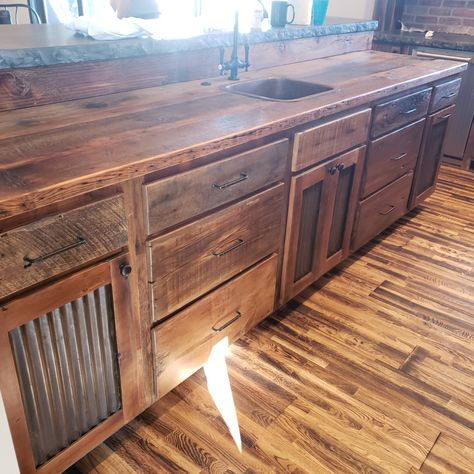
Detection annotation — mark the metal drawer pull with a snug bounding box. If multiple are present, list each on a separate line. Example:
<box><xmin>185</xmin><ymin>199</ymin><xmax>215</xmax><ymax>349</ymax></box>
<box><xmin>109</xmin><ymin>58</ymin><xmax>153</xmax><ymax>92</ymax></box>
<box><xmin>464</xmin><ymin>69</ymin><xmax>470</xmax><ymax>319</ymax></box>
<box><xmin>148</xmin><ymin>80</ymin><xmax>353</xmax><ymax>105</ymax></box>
<box><xmin>441</xmin><ymin>114</ymin><xmax>452</xmax><ymax>120</ymax></box>
<box><xmin>212</xmin><ymin>239</ymin><xmax>245</xmax><ymax>257</ymax></box>
<box><xmin>23</xmin><ymin>236</ymin><xmax>86</xmax><ymax>268</ymax></box>
<box><xmin>402</xmin><ymin>108</ymin><xmax>417</xmax><ymax>115</ymax></box>
<box><xmin>213</xmin><ymin>173</ymin><xmax>249</xmax><ymax>190</ymax></box>
<box><xmin>212</xmin><ymin>311</ymin><xmax>242</xmax><ymax>332</ymax></box>
<box><xmin>391</xmin><ymin>153</ymin><xmax>407</xmax><ymax>162</ymax></box>
<box><xmin>442</xmin><ymin>92</ymin><xmax>457</xmax><ymax>99</ymax></box>
<box><xmin>379</xmin><ymin>206</ymin><xmax>396</xmax><ymax>216</ymax></box>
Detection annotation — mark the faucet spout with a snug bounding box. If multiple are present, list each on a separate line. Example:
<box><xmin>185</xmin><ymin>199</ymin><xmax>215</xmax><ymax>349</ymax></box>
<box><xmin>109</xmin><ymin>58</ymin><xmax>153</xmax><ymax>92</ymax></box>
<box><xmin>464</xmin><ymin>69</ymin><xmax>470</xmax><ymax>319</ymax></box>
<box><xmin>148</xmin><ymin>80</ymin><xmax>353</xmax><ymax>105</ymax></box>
<box><xmin>218</xmin><ymin>8</ymin><xmax>250</xmax><ymax>81</ymax></box>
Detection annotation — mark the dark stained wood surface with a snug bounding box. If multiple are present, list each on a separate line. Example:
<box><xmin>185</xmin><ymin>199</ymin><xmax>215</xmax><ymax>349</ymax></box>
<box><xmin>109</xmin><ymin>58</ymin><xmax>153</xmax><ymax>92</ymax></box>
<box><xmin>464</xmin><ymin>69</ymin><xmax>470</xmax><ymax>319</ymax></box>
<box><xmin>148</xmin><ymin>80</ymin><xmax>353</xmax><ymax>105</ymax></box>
<box><xmin>292</xmin><ymin>108</ymin><xmax>371</xmax><ymax>172</ymax></box>
<box><xmin>0</xmin><ymin>51</ymin><xmax>466</xmax><ymax>221</ymax></box>
<box><xmin>362</xmin><ymin>118</ymin><xmax>425</xmax><ymax>198</ymax></box>
<box><xmin>371</xmin><ymin>87</ymin><xmax>432</xmax><ymax>138</ymax></box>
<box><xmin>145</xmin><ymin>139</ymin><xmax>288</xmax><ymax>235</ymax></box>
<box><xmin>70</xmin><ymin>164</ymin><xmax>474</xmax><ymax>473</ymax></box>
<box><xmin>153</xmin><ymin>255</ymin><xmax>278</xmax><ymax>398</ymax></box>
<box><xmin>0</xmin><ymin>195</ymin><xmax>128</xmax><ymax>301</ymax></box>
<box><xmin>429</xmin><ymin>76</ymin><xmax>462</xmax><ymax>113</ymax></box>
<box><xmin>352</xmin><ymin>171</ymin><xmax>413</xmax><ymax>251</ymax></box>
<box><xmin>148</xmin><ymin>184</ymin><xmax>284</xmax><ymax>321</ymax></box>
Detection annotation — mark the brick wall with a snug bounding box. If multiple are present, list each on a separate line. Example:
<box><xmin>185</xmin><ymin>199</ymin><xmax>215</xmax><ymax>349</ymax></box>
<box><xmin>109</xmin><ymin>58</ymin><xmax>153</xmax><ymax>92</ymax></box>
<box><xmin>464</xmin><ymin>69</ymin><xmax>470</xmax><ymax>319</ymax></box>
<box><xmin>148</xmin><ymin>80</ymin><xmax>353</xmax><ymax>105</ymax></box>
<box><xmin>402</xmin><ymin>0</ymin><xmax>474</xmax><ymax>34</ymax></box>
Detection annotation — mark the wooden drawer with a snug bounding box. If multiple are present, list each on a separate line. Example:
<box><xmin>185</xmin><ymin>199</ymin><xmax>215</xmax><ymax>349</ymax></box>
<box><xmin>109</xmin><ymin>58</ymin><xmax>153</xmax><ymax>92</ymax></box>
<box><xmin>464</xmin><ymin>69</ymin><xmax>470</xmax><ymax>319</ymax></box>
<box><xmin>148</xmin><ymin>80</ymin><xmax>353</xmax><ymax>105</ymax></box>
<box><xmin>352</xmin><ymin>172</ymin><xmax>413</xmax><ymax>250</ymax></box>
<box><xmin>145</xmin><ymin>139</ymin><xmax>288</xmax><ymax>235</ymax></box>
<box><xmin>148</xmin><ymin>184</ymin><xmax>284</xmax><ymax>321</ymax></box>
<box><xmin>371</xmin><ymin>88</ymin><xmax>432</xmax><ymax>138</ymax></box>
<box><xmin>292</xmin><ymin>109</ymin><xmax>371</xmax><ymax>172</ymax></box>
<box><xmin>430</xmin><ymin>77</ymin><xmax>461</xmax><ymax>113</ymax></box>
<box><xmin>153</xmin><ymin>255</ymin><xmax>277</xmax><ymax>397</ymax></box>
<box><xmin>0</xmin><ymin>196</ymin><xmax>128</xmax><ymax>301</ymax></box>
<box><xmin>362</xmin><ymin>119</ymin><xmax>424</xmax><ymax>198</ymax></box>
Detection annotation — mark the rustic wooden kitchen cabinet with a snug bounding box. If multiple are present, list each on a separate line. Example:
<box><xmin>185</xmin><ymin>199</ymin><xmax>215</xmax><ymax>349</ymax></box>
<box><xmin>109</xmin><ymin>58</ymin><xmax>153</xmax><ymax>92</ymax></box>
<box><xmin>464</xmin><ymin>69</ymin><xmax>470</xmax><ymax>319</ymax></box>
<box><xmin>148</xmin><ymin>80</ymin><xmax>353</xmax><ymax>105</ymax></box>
<box><xmin>281</xmin><ymin>146</ymin><xmax>366</xmax><ymax>303</ymax></box>
<box><xmin>0</xmin><ymin>44</ymin><xmax>466</xmax><ymax>472</ymax></box>
<box><xmin>410</xmin><ymin>105</ymin><xmax>456</xmax><ymax>208</ymax></box>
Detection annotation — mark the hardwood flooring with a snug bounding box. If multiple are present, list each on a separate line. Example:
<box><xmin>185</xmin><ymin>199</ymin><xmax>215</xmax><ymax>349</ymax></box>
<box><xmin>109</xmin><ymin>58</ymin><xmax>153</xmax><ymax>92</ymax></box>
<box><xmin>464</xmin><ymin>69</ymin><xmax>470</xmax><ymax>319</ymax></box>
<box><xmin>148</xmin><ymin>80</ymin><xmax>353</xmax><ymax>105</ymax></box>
<box><xmin>70</xmin><ymin>165</ymin><xmax>474</xmax><ymax>473</ymax></box>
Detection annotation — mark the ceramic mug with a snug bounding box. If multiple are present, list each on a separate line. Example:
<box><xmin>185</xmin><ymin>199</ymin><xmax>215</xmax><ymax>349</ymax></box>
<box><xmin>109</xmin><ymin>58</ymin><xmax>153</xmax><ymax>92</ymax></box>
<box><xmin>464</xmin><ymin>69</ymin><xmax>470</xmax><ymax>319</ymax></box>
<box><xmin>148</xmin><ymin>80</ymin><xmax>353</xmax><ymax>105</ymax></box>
<box><xmin>271</xmin><ymin>1</ymin><xmax>296</xmax><ymax>27</ymax></box>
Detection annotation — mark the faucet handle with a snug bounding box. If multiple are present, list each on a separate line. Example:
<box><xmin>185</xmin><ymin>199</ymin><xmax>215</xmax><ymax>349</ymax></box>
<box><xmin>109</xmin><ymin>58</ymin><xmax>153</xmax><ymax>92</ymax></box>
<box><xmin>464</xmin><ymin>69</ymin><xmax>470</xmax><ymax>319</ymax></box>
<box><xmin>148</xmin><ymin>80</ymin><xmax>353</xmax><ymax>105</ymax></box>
<box><xmin>244</xmin><ymin>44</ymin><xmax>250</xmax><ymax>72</ymax></box>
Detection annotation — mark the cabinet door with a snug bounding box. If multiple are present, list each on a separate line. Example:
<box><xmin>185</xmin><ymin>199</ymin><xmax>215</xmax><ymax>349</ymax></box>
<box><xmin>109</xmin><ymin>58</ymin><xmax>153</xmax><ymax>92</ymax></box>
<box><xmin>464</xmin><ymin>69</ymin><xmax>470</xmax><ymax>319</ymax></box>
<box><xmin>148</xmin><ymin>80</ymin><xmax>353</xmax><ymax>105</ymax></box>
<box><xmin>281</xmin><ymin>147</ymin><xmax>365</xmax><ymax>303</ymax></box>
<box><xmin>0</xmin><ymin>255</ymin><xmax>138</xmax><ymax>474</ymax></box>
<box><xmin>410</xmin><ymin>105</ymin><xmax>455</xmax><ymax>208</ymax></box>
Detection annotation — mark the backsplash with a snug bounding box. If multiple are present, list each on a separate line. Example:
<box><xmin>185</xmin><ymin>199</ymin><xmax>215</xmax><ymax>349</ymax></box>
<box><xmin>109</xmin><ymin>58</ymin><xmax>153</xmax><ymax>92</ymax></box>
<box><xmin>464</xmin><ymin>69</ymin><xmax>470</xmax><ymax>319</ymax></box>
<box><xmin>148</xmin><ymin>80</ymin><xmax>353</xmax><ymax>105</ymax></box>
<box><xmin>402</xmin><ymin>0</ymin><xmax>474</xmax><ymax>35</ymax></box>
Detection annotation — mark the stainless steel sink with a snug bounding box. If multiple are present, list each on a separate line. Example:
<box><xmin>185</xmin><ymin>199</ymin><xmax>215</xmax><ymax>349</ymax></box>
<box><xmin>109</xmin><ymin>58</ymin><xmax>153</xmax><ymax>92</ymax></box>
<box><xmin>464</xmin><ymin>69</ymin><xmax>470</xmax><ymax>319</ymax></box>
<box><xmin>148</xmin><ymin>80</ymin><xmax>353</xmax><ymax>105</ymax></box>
<box><xmin>225</xmin><ymin>78</ymin><xmax>333</xmax><ymax>101</ymax></box>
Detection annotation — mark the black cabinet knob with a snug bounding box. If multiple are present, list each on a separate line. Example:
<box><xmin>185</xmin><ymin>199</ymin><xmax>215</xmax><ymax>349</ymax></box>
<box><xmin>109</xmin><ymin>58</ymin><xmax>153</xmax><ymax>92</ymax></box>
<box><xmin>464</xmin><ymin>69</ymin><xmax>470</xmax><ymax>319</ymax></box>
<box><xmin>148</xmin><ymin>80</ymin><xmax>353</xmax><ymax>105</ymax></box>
<box><xmin>329</xmin><ymin>166</ymin><xmax>337</xmax><ymax>175</ymax></box>
<box><xmin>337</xmin><ymin>163</ymin><xmax>345</xmax><ymax>172</ymax></box>
<box><xmin>120</xmin><ymin>263</ymin><xmax>132</xmax><ymax>279</ymax></box>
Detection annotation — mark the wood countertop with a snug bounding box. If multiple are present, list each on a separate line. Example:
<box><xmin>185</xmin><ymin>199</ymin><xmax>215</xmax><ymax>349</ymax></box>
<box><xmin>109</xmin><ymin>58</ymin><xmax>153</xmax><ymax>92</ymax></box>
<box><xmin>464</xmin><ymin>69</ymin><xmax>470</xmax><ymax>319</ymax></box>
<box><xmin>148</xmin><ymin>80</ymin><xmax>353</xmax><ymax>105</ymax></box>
<box><xmin>0</xmin><ymin>50</ymin><xmax>466</xmax><ymax>219</ymax></box>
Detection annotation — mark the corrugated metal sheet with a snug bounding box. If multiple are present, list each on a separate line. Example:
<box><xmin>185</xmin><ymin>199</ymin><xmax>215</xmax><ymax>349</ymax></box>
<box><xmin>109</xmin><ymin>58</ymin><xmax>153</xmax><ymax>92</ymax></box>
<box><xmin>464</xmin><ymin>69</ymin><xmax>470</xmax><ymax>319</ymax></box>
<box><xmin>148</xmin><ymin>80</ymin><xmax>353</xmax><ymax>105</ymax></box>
<box><xmin>10</xmin><ymin>284</ymin><xmax>121</xmax><ymax>467</ymax></box>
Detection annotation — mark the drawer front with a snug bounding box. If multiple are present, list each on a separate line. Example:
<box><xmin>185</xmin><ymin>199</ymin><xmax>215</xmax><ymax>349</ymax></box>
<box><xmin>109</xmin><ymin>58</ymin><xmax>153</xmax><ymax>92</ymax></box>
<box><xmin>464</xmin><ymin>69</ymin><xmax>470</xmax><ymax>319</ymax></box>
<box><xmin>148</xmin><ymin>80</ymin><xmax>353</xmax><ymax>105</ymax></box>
<box><xmin>0</xmin><ymin>196</ymin><xmax>128</xmax><ymax>300</ymax></box>
<box><xmin>148</xmin><ymin>184</ymin><xmax>284</xmax><ymax>321</ymax></box>
<box><xmin>371</xmin><ymin>88</ymin><xmax>432</xmax><ymax>138</ymax></box>
<box><xmin>352</xmin><ymin>172</ymin><xmax>413</xmax><ymax>250</ymax></box>
<box><xmin>293</xmin><ymin>109</ymin><xmax>371</xmax><ymax>172</ymax></box>
<box><xmin>362</xmin><ymin>119</ymin><xmax>424</xmax><ymax>198</ymax></box>
<box><xmin>145</xmin><ymin>139</ymin><xmax>288</xmax><ymax>235</ymax></box>
<box><xmin>153</xmin><ymin>255</ymin><xmax>277</xmax><ymax>397</ymax></box>
<box><xmin>430</xmin><ymin>77</ymin><xmax>462</xmax><ymax>113</ymax></box>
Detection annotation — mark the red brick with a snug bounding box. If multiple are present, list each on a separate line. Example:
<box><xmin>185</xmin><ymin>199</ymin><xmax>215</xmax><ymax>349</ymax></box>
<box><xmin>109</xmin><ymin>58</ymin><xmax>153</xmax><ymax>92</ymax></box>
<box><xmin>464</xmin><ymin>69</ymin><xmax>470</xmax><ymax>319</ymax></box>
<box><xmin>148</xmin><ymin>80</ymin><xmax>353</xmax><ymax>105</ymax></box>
<box><xmin>439</xmin><ymin>16</ymin><xmax>463</xmax><ymax>23</ymax></box>
<box><xmin>452</xmin><ymin>7</ymin><xmax>474</xmax><ymax>15</ymax></box>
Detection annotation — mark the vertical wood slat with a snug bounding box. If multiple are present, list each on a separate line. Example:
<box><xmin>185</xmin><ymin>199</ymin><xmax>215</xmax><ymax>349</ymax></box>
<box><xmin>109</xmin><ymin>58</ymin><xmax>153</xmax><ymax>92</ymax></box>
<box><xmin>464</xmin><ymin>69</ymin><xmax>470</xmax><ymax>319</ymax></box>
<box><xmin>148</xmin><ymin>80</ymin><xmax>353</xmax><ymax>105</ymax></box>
<box><xmin>9</xmin><ymin>284</ymin><xmax>121</xmax><ymax>468</ymax></box>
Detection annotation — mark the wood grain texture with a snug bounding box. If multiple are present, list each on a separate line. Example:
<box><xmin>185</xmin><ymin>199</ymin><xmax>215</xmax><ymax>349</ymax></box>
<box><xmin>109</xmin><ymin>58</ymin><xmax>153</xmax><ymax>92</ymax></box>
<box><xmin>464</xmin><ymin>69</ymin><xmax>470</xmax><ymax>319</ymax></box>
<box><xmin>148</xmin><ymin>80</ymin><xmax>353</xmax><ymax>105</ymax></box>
<box><xmin>153</xmin><ymin>255</ymin><xmax>278</xmax><ymax>397</ymax></box>
<box><xmin>148</xmin><ymin>184</ymin><xmax>284</xmax><ymax>321</ymax></box>
<box><xmin>410</xmin><ymin>105</ymin><xmax>455</xmax><ymax>209</ymax></box>
<box><xmin>145</xmin><ymin>139</ymin><xmax>288</xmax><ymax>235</ymax></box>
<box><xmin>371</xmin><ymin>87</ymin><xmax>432</xmax><ymax>138</ymax></box>
<box><xmin>70</xmin><ymin>165</ymin><xmax>474</xmax><ymax>474</ymax></box>
<box><xmin>281</xmin><ymin>147</ymin><xmax>365</xmax><ymax>303</ymax></box>
<box><xmin>352</xmin><ymin>171</ymin><xmax>413</xmax><ymax>250</ymax></box>
<box><xmin>0</xmin><ymin>196</ymin><xmax>128</xmax><ymax>301</ymax></box>
<box><xmin>0</xmin><ymin>32</ymin><xmax>374</xmax><ymax>113</ymax></box>
<box><xmin>362</xmin><ymin>118</ymin><xmax>425</xmax><ymax>198</ymax></box>
<box><xmin>429</xmin><ymin>76</ymin><xmax>462</xmax><ymax>114</ymax></box>
<box><xmin>292</xmin><ymin>108</ymin><xmax>371</xmax><ymax>172</ymax></box>
<box><xmin>0</xmin><ymin>52</ymin><xmax>466</xmax><ymax>220</ymax></box>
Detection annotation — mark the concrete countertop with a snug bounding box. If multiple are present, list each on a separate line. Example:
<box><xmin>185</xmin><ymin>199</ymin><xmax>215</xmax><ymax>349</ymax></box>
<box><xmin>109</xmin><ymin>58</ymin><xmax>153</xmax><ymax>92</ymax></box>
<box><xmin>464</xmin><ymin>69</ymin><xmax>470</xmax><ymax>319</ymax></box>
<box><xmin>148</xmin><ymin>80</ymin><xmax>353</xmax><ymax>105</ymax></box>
<box><xmin>374</xmin><ymin>31</ymin><xmax>474</xmax><ymax>53</ymax></box>
<box><xmin>0</xmin><ymin>17</ymin><xmax>378</xmax><ymax>70</ymax></box>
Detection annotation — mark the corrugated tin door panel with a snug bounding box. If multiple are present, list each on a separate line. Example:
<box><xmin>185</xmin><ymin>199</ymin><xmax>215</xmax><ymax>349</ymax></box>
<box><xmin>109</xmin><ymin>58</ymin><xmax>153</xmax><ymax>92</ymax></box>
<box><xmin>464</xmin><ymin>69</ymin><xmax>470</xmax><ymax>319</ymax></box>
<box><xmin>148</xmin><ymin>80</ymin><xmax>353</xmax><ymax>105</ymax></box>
<box><xmin>8</xmin><ymin>279</ymin><xmax>122</xmax><ymax>468</ymax></box>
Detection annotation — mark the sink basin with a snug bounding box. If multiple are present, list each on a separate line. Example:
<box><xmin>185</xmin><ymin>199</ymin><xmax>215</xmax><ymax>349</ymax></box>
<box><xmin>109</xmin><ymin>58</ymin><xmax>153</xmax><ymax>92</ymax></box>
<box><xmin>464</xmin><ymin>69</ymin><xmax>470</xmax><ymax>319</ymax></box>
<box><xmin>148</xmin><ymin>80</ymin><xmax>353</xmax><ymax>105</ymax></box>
<box><xmin>225</xmin><ymin>78</ymin><xmax>333</xmax><ymax>101</ymax></box>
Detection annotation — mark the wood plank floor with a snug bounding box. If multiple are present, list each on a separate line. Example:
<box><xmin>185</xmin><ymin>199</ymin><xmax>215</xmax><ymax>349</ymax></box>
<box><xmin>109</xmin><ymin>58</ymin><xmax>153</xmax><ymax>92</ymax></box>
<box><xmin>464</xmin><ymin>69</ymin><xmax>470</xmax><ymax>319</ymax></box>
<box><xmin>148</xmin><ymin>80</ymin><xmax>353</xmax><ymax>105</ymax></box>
<box><xmin>70</xmin><ymin>165</ymin><xmax>474</xmax><ymax>474</ymax></box>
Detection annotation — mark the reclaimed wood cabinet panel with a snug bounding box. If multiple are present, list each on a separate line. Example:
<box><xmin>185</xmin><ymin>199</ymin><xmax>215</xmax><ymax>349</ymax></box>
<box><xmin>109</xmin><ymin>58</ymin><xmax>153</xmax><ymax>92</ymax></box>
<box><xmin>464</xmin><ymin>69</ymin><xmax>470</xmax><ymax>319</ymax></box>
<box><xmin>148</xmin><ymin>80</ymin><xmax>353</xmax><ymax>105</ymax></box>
<box><xmin>371</xmin><ymin>88</ymin><xmax>432</xmax><ymax>138</ymax></box>
<box><xmin>281</xmin><ymin>147</ymin><xmax>366</xmax><ymax>303</ymax></box>
<box><xmin>0</xmin><ymin>196</ymin><xmax>128</xmax><ymax>301</ymax></box>
<box><xmin>0</xmin><ymin>255</ymin><xmax>138</xmax><ymax>474</ymax></box>
<box><xmin>148</xmin><ymin>184</ymin><xmax>284</xmax><ymax>321</ymax></box>
<box><xmin>410</xmin><ymin>105</ymin><xmax>455</xmax><ymax>208</ymax></box>
<box><xmin>153</xmin><ymin>255</ymin><xmax>278</xmax><ymax>397</ymax></box>
<box><xmin>430</xmin><ymin>77</ymin><xmax>461</xmax><ymax>113</ymax></box>
<box><xmin>362</xmin><ymin>119</ymin><xmax>424</xmax><ymax>198</ymax></box>
<box><xmin>292</xmin><ymin>109</ymin><xmax>371</xmax><ymax>172</ymax></box>
<box><xmin>145</xmin><ymin>139</ymin><xmax>288</xmax><ymax>235</ymax></box>
<box><xmin>352</xmin><ymin>172</ymin><xmax>413</xmax><ymax>251</ymax></box>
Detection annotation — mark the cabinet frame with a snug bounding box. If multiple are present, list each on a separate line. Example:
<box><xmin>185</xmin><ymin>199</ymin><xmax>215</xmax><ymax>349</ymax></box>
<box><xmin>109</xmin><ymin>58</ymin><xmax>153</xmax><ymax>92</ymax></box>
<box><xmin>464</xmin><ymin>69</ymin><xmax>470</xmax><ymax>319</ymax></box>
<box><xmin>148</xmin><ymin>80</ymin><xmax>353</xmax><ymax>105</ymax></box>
<box><xmin>281</xmin><ymin>146</ymin><xmax>366</xmax><ymax>303</ymax></box>
<box><xmin>0</xmin><ymin>254</ymin><xmax>138</xmax><ymax>474</ymax></box>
